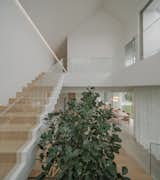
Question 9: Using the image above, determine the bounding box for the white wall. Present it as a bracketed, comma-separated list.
[65, 10, 125, 87]
[68, 11, 124, 59]
[110, 0, 160, 87]
[19, 0, 104, 58]
[111, 51, 160, 87]
[134, 87, 160, 150]
[0, 0, 54, 105]
[104, 0, 148, 61]
[103, 0, 139, 41]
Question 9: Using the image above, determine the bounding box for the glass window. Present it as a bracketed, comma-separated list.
[125, 38, 136, 67]
[142, 0, 160, 58]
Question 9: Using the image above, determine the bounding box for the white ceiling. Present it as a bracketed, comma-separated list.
[19, 0, 103, 58]
[19, 0, 147, 59]
[103, 0, 143, 24]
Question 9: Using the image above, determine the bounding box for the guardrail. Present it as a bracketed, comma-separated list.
[149, 142, 160, 180]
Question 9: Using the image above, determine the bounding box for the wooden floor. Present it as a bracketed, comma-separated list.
[119, 121, 160, 180]
[116, 148, 152, 180]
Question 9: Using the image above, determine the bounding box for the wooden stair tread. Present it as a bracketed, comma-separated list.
[0, 162, 15, 179]
[0, 71, 55, 178]
[8, 106, 43, 113]
[0, 112, 40, 118]
[0, 115, 39, 125]
[0, 112, 40, 117]
[0, 140, 25, 153]
[9, 97, 49, 103]
[0, 123, 36, 131]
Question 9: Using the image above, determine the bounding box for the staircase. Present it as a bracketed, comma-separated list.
[0, 68, 65, 179]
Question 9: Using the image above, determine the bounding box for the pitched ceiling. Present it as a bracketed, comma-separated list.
[19, 0, 104, 58]
[103, 0, 146, 24]
[19, 0, 147, 59]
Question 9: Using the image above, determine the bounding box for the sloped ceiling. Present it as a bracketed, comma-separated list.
[19, 0, 104, 59]
[103, 0, 148, 24]
[19, 0, 147, 59]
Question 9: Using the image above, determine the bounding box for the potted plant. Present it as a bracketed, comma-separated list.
[37, 88, 130, 180]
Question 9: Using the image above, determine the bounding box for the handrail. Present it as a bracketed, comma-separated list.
[150, 142, 160, 146]
[14, 0, 67, 72]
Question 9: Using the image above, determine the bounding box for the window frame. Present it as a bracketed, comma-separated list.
[125, 37, 137, 67]
[139, 0, 154, 60]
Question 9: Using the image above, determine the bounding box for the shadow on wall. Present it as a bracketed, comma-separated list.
[55, 38, 68, 70]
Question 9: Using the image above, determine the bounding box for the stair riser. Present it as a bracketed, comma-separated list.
[0, 117, 38, 124]
[0, 132, 30, 141]
[22, 90, 52, 95]
[8, 107, 42, 113]
[0, 153, 17, 163]
[16, 101, 47, 106]
[16, 92, 51, 98]
[12, 104, 43, 109]
[23, 87, 52, 91]
[9, 98, 48, 104]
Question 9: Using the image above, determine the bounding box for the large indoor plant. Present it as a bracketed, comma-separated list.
[37, 88, 130, 180]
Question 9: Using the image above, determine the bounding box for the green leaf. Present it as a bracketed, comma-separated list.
[36, 172, 46, 180]
[122, 166, 128, 175]
[123, 177, 131, 180]
[114, 126, 122, 132]
[68, 169, 73, 180]
[37, 87, 129, 179]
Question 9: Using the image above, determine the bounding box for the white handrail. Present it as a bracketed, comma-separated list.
[14, 0, 67, 72]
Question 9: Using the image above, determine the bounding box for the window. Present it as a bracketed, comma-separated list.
[141, 0, 160, 58]
[125, 38, 136, 67]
